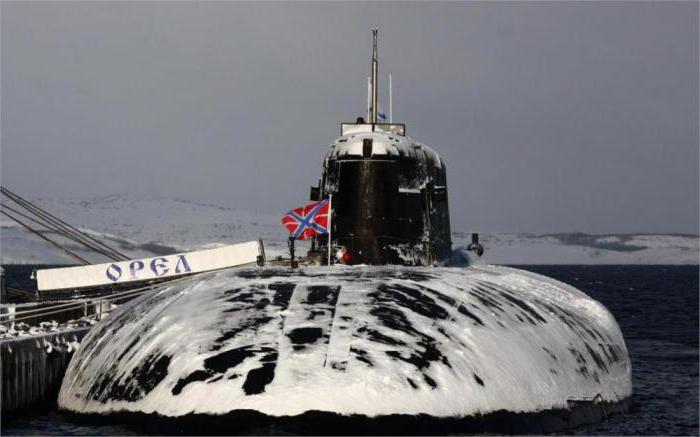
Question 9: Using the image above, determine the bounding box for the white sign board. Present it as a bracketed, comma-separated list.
[36, 241, 261, 291]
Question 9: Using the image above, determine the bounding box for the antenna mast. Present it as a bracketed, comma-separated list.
[367, 77, 371, 121]
[371, 29, 379, 124]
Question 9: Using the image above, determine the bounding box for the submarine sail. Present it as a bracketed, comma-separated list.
[313, 30, 451, 266]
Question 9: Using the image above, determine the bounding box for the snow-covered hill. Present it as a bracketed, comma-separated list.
[1, 194, 285, 264]
[453, 232, 699, 265]
[1, 194, 697, 265]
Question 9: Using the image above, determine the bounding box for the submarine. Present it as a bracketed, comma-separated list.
[57, 31, 632, 434]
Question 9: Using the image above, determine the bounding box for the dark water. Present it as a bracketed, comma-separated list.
[525, 265, 699, 436]
[2, 265, 698, 436]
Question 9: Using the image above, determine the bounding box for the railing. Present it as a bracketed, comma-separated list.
[0, 273, 200, 327]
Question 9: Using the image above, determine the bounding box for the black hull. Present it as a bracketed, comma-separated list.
[61, 398, 631, 435]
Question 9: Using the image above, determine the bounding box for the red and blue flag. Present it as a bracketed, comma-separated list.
[281, 199, 330, 240]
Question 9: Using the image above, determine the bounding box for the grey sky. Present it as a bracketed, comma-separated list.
[2, 1, 698, 234]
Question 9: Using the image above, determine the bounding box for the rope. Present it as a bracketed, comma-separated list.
[0, 187, 129, 261]
[1, 296, 104, 318]
[8, 298, 85, 308]
[4, 288, 150, 323]
[1, 268, 38, 300]
[0, 209, 90, 264]
[0, 189, 127, 261]
[0, 273, 200, 322]
[1, 200, 116, 260]
[4, 289, 152, 323]
[78, 287, 179, 321]
[0, 284, 151, 318]
[6, 287, 37, 299]
[0, 187, 123, 257]
[1, 202, 121, 262]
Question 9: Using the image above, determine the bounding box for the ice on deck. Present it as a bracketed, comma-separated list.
[58, 264, 631, 418]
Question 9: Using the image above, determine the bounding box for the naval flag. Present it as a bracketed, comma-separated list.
[281, 199, 330, 240]
[368, 106, 387, 122]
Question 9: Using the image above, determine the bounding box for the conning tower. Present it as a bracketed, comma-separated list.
[311, 30, 451, 266]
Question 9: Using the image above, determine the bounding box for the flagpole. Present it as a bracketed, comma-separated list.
[327, 194, 333, 266]
[288, 236, 296, 269]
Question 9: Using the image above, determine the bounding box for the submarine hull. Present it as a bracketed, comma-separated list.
[58, 265, 631, 431]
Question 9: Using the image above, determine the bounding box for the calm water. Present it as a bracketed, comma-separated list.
[526, 265, 699, 436]
[2, 265, 698, 436]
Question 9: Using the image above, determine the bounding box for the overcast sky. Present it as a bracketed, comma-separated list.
[2, 1, 698, 234]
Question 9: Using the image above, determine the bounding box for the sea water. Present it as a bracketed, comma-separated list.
[2, 265, 697, 436]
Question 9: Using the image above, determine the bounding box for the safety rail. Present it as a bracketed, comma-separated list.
[0, 273, 203, 325]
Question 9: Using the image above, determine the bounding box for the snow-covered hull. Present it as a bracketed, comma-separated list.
[58, 265, 631, 430]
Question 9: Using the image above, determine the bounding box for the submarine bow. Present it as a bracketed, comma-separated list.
[58, 265, 631, 419]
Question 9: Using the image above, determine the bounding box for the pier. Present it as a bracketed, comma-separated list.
[1, 328, 90, 413]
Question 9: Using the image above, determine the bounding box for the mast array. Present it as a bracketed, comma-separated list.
[370, 29, 379, 124]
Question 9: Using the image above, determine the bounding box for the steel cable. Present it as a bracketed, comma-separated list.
[0, 273, 201, 322]
[1, 202, 120, 262]
[0, 187, 129, 261]
[0, 209, 90, 264]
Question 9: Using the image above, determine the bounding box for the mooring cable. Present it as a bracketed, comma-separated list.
[1, 202, 120, 262]
[0, 273, 199, 322]
[0, 187, 129, 261]
[0, 191, 126, 261]
[4, 287, 155, 323]
[1, 201, 119, 261]
[1, 285, 154, 320]
[0, 209, 91, 265]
